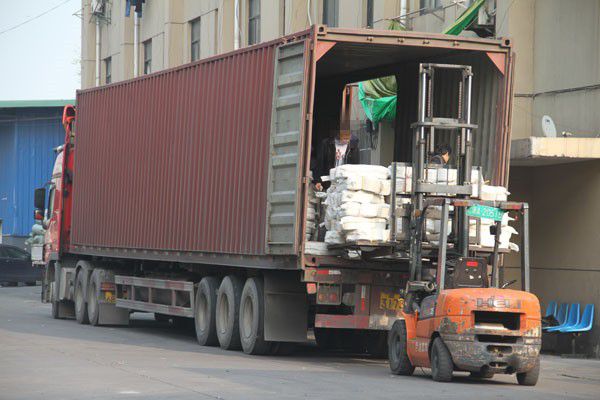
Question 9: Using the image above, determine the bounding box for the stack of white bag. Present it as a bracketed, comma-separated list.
[305, 184, 318, 241]
[469, 213, 519, 251]
[323, 164, 391, 245]
[389, 163, 482, 197]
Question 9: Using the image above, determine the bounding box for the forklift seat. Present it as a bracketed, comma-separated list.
[445, 258, 488, 289]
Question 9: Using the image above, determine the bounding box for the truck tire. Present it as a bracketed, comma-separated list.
[431, 337, 454, 382]
[239, 277, 270, 355]
[194, 277, 219, 346]
[74, 271, 89, 324]
[87, 271, 100, 326]
[388, 320, 415, 375]
[216, 275, 243, 350]
[517, 357, 540, 386]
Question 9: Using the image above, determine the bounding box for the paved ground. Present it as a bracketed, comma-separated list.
[1, 286, 599, 400]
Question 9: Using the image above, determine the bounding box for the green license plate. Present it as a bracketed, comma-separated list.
[466, 204, 505, 221]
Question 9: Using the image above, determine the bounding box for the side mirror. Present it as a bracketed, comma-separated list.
[34, 188, 46, 211]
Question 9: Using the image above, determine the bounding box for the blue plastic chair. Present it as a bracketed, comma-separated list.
[547, 303, 579, 332]
[544, 303, 568, 331]
[563, 304, 594, 333]
[545, 301, 557, 318]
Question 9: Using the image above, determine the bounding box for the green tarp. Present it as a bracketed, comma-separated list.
[358, 0, 485, 124]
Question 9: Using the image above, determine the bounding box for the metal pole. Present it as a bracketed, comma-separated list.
[390, 162, 397, 242]
[491, 220, 502, 288]
[95, 18, 100, 86]
[437, 200, 450, 291]
[134, 12, 139, 77]
[521, 204, 531, 292]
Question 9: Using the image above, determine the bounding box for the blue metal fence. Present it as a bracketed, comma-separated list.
[0, 107, 65, 237]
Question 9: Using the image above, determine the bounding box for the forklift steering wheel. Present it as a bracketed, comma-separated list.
[500, 279, 517, 289]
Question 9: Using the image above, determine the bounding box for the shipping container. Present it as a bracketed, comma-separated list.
[38, 26, 515, 355]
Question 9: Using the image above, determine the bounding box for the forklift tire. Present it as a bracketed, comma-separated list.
[74, 272, 89, 324]
[388, 320, 415, 375]
[431, 337, 454, 382]
[517, 357, 540, 386]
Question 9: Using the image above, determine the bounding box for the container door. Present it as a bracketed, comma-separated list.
[266, 41, 310, 255]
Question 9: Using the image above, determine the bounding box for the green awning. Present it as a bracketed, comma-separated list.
[443, 0, 485, 35]
[359, 0, 486, 124]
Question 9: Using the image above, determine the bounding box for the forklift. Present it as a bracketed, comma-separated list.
[387, 64, 541, 385]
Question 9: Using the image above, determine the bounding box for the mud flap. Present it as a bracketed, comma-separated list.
[264, 271, 307, 342]
[93, 268, 129, 326]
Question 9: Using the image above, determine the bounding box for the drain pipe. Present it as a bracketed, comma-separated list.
[234, 0, 240, 50]
[95, 17, 100, 86]
[133, 12, 139, 77]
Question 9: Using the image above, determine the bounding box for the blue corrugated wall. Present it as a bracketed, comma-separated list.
[0, 107, 64, 237]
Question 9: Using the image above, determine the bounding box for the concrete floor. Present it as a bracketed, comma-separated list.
[1, 286, 599, 400]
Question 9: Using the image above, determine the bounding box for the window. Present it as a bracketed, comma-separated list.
[143, 39, 152, 74]
[248, 0, 260, 45]
[191, 18, 201, 62]
[419, 0, 442, 15]
[47, 186, 55, 220]
[323, 0, 339, 27]
[366, 0, 374, 28]
[0, 245, 30, 261]
[104, 57, 111, 84]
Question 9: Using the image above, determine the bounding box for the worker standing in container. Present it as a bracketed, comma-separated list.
[430, 144, 452, 166]
[313, 128, 359, 191]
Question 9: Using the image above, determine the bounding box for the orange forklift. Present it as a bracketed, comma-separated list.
[387, 64, 541, 385]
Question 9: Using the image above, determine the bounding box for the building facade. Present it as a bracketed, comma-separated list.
[81, 0, 407, 88]
[81, 0, 600, 356]
[0, 100, 72, 248]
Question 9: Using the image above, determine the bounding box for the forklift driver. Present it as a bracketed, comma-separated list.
[431, 144, 452, 165]
[312, 128, 359, 191]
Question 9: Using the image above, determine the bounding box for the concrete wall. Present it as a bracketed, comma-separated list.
[509, 161, 600, 357]
[81, 0, 404, 88]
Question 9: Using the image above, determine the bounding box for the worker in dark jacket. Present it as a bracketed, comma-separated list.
[431, 144, 452, 165]
[312, 129, 360, 191]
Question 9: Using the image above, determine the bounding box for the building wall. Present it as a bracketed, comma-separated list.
[81, 0, 405, 88]
[509, 162, 600, 357]
[0, 108, 65, 240]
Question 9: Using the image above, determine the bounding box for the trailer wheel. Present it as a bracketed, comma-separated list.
[517, 357, 540, 386]
[239, 277, 270, 355]
[74, 272, 89, 324]
[431, 337, 454, 382]
[216, 275, 243, 350]
[388, 320, 415, 375]
[194, 277, 219, 346]
[87, 271, 100, 326]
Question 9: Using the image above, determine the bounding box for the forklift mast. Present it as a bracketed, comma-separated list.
[408, 63, 476, 282]
[397, 64, 531, 312]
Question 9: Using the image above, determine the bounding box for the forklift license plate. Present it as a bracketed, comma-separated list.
[466, 204, 505, 221]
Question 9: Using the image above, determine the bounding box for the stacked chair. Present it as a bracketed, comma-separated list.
[542, 301, 595, 356]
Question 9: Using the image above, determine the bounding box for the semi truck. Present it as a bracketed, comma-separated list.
[33, 26, 528, 364]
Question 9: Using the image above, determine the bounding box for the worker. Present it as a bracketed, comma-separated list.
[431, 144, 452, 165]
[312, 128, 359, 191]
